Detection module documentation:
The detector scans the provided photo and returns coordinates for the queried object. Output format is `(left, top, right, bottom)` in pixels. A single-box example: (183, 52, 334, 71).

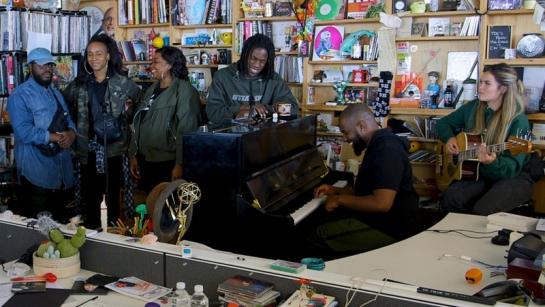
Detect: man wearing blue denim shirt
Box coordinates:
(7, 48, 76, 221)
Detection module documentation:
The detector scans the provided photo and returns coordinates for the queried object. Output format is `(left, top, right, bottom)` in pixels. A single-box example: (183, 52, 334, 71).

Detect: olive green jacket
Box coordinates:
(437, 99, 530, 180)
(63, 74, 141, 163)
(129, 78, 201, 164)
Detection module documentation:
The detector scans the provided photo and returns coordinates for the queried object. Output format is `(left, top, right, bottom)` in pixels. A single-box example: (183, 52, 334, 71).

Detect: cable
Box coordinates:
(438, 254, 506, 269)
(345, 269, 389, 307)
(426, 229, 497, 239)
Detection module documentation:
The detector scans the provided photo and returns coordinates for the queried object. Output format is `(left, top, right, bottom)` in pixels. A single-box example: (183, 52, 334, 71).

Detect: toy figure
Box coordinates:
(333, 80, 347, 105)
(427, 71, 441, 96)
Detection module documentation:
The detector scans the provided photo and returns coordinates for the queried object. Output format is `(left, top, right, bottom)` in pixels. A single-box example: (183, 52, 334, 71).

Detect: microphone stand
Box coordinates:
(102, 97, 109, 212)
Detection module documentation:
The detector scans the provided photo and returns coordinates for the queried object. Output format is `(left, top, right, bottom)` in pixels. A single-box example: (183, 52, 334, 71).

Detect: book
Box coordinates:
(105, 276, 172, 302)
(217, 275, 274, 299)
(280, 289, 337, 307)
(11, 281, 46, 293)
(270, 259, 306, 273)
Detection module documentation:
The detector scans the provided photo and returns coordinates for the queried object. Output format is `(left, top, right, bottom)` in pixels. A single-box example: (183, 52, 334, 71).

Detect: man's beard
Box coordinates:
(33, 74, 52, 87)
(352, 137, 367, 156)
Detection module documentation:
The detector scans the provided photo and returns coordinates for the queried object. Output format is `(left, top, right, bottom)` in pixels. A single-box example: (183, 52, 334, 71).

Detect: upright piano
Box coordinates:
(182, 116, 349, 259)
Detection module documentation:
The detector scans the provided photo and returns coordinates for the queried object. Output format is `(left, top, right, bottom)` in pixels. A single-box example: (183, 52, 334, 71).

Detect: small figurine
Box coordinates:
(427, 71, 441, 96)
(333, 80, 347, 105)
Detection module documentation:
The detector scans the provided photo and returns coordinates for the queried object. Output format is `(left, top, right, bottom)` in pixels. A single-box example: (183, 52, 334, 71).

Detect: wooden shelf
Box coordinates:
(483, 58, 545, 66)
(309, 82, 379, 87)
(123, 61, 152, 64)
(314, 18, 380, 25)
(389, 108, 454, 116)
(487, 9, 534, 15)
(187, 64, 219, 68)
(317, 131, 342, 137)
(396, 36, 479, 42)
(286, 82, 302, 86)
(410, 161, 436, 166)
(276, 51, 298, 55)
(308, 60, 377, 65)
(237, 16, 296, 22)
(398, 10, 477, 18)
(180, 45, 232, 48)
(528, 113, 545, 121)
(173, 24, 232, 29)
(305, 105, 347, 112)
(119, 23, 170, 29)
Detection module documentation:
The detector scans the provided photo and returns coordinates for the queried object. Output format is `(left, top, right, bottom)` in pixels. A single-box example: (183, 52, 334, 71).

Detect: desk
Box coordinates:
(0, 213, 528, 306)
(327, 213, 508, 295)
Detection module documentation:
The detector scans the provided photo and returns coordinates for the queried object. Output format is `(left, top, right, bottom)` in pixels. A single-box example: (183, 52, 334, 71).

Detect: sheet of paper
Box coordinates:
(27, 32, 52, 53)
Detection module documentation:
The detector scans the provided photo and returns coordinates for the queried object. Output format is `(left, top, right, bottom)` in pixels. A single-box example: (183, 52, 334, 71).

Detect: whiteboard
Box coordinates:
(446, 51, 479, 81)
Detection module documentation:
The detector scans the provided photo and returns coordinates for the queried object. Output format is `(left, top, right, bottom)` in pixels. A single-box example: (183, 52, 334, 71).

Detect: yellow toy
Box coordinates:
(409, 141, 421, 153)
(152, 36, 164, 49)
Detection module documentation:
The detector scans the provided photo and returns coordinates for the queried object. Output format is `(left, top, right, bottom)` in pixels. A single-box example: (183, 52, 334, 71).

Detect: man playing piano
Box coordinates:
(314, 104, 423, 252)
(205, 34, 299, 124)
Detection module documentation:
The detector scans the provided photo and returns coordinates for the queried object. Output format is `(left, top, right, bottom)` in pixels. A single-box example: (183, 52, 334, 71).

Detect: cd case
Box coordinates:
(270, 260, 306, 273)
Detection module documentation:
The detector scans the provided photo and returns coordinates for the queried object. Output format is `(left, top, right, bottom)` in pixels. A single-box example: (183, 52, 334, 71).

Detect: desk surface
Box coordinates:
(0, 212, 526, 307)
(326, 213, 508, 295)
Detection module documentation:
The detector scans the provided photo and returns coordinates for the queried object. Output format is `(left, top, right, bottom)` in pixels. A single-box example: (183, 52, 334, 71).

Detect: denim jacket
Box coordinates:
(7, 77, 76, 189)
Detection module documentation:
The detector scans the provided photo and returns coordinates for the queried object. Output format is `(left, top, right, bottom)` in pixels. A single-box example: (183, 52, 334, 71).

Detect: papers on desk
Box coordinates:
(105, 276, 171, 302)
(486, 212, 537, 233)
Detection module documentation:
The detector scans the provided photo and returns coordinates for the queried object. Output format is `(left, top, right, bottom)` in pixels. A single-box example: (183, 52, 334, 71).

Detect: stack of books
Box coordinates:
(217, 275, 280, 307)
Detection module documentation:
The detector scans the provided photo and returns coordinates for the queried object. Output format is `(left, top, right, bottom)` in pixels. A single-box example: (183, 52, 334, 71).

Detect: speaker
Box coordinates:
(393, 0, 406, 13)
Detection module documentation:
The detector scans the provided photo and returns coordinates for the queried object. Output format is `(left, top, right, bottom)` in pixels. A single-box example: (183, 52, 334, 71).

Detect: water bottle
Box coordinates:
(190, 285, 209, 307)
(171, 282, 191, 307)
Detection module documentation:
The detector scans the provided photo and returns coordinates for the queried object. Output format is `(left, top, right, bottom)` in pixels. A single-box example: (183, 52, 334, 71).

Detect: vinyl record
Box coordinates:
(316, 0, 339, 21)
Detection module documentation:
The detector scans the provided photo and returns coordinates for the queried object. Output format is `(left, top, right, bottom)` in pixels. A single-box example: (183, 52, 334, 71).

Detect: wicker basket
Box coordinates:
(33, 252, 80, 278)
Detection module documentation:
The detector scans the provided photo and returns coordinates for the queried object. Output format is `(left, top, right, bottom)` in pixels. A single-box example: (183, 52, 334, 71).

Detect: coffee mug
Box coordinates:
(275, 103, 291, 116)
(220, 32, 232, 45)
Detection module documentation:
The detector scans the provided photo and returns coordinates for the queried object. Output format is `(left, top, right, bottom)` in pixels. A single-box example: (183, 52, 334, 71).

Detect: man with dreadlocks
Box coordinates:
(206, 34, 299, 124)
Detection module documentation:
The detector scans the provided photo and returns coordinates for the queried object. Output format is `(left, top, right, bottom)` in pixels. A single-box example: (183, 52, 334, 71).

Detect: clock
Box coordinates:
(394, 0, 407, 13)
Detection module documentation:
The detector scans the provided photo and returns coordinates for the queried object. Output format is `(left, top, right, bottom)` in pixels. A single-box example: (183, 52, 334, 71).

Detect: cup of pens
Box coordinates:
(113, 203, 152, 238)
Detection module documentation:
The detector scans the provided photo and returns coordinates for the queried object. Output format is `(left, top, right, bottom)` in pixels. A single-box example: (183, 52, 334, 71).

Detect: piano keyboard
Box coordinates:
(290, 195, 327, 225)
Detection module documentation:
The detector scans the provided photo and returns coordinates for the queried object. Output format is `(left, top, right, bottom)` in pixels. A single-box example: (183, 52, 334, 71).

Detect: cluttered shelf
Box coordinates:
(308, 60, 377, 65)
(305, 105, 348, 112)
(487, 8, 534, 15)
(528, 113, 545, 121)
(173, 24, 233, 29)
(317, 131, 342, 137)
(399, 11, 478, 18)
(179, 44, 232, 49)
(237, 16, 296, 22)
(118, 23, 170, 29)
(396, 36, 479, 42)
(482, 59, 545, 66)
(308, 82, 379, 87)
(187, 64, 219, 68)
(388, 108, 454, 116)
(314, 18, 380, 25)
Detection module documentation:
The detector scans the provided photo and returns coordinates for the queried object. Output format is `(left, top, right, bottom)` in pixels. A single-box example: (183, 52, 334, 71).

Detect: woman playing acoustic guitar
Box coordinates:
(437, 63, 533, 215)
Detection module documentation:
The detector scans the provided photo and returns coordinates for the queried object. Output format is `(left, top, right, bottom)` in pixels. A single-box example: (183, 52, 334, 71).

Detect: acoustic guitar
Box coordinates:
(436, 132, 532, 191)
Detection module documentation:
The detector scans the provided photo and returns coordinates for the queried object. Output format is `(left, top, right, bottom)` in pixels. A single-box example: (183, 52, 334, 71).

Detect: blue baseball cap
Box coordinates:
(27, 48, 55, 65)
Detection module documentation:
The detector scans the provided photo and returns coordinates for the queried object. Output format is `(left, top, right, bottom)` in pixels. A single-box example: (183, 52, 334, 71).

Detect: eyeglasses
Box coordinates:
(33, 63, 56, 70)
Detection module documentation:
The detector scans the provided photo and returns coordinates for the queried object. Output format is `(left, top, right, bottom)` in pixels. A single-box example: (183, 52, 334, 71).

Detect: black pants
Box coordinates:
(137, 158, 175, 194)
(440, 172, 534, 215)
(81, 152, 123, 228)
(17, 176, 73, 222)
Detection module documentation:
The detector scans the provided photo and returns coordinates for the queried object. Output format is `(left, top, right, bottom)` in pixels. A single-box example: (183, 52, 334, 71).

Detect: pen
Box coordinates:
(75, 295, 98, 307)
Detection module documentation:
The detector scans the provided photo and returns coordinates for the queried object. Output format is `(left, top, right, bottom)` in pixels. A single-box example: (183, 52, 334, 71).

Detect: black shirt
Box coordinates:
(88, 79, 108, 139)
(354, 128, 420, 238)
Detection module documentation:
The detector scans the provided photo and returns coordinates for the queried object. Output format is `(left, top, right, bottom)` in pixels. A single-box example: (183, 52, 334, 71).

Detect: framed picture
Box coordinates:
(488, 0, 522, 10)
(428, 17, 451, 37)
(312, 25, 345, 61)
(411, 23, 427, 37)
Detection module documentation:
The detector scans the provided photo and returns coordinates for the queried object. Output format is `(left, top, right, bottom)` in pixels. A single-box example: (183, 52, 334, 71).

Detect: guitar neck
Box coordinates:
(459, 143, 508, 160)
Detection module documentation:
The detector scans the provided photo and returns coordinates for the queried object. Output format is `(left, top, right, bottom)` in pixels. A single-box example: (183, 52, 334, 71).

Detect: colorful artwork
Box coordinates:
(312, 25, 344, 61)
